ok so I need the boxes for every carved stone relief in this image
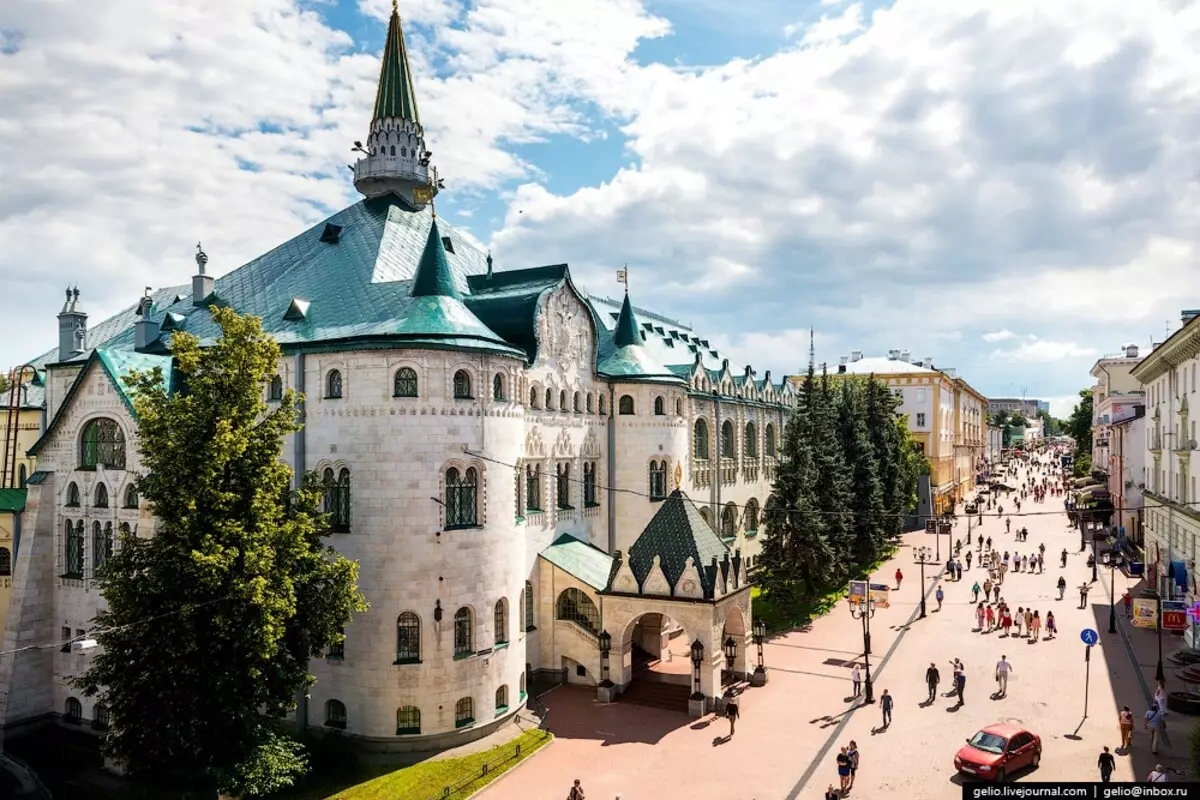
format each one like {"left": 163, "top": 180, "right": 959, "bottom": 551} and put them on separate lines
{"left": 526, "top": 426, "right": 546, "bottom": 458}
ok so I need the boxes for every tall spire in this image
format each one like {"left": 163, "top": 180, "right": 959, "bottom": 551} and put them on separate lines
{"left": 612, "top": 292, "right": 642, "bottom": 348}
{"left": 411, "top": 218, "right": 460, "bottom": 300}
{"left": 808, "top": 326, "right": 815, "bottom": 372}
{"left": 373, "top": 0, "right": 420, "bottom": 124}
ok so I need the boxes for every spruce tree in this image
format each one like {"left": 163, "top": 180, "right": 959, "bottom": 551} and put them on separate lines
{"left": 810, "top": 369, "right": 852, "bottom": 579}
{"left": 76, "top": 307, "right": 368, "bottom": 797}
{"left": 866, "top": 377, "right": 905, "bottom": 539}
{"left": 839, "top": 379, "right": 884, "bottom": 568}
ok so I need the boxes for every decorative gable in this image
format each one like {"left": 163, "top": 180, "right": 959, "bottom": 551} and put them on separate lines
{"left": 674, "top": 556, "right": 704, "bottom": 599}
{"left": 526, "top": 426, "right": 546, "bottom": 458}
{"left": 641, "top": 555, "right": 671, "bottom": 597}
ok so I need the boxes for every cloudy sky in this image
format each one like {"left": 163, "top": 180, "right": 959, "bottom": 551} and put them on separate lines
{"left": 3, "top": 0, "right": 1199, "bottom": 417}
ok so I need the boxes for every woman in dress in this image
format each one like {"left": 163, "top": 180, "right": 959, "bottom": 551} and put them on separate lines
{"left": 1119, "top": 705, "right": 1134, "bottom": 749}
{"left": 1030, "top": 610, "right": 1041, "bottom": 642}
{"left": 1045, "top": 611, "right": 1056, "bottom": 639}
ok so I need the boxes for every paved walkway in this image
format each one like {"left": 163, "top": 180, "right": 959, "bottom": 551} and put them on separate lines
{"left": 482, "top": 458, "right": 1162, "bottom": 799}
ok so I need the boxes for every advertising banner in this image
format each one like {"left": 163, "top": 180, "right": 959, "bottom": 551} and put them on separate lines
{"left": 1132, "top": 597, "right": 1159, "bottom": 629}
{"left": 869, "top": 583, "right": 891, "bottom": 608}
{"left": 1163, "top": 600, "right": 1188, "bottom": 632}
{"left": 848, "top": 580, "right": 868, "bottom": 605}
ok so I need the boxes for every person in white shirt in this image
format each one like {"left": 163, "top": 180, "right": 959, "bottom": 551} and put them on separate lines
{"left": 851, "top": 665, "right": 862, "bottom": 698}
{"left": 1148, "top": 764, "right": 1168, "bottom": 782}
{"left": 995, "top": 656, "right": 1013, "bottom": 696}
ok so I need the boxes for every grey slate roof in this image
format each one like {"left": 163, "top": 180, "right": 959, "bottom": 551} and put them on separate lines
{"left": 627, "top": 489, "right": 730, "bottom": 597}
{"left": 539, "top": 533, "right": 616, "bottom": 591}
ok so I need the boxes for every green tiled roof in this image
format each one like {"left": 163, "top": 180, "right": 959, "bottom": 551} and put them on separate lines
{"left": 24, "top": 470, "right": 50, "bottom": 486}
{"left": 411, "top": 218, "right": 460, "bottom": 299}
{"left": 466, "top": 265, "right": 568, "bottom": 364}
{"left": 0, "top": 488, "right": 26, "bottom": 513}
{"left": 373, "top": 5, "right": 420, "bottom": 124}
{"left": 611, "top": 292, "right": 640, "bottom": 348}
{"left": 628, "top": 489, "right": 729, "bottom": 597}
{"left": 591, "top": 294, "right": 683, "bottom": 384}
{"left": 540, "top": 533, "right": 615, "bottom": 591}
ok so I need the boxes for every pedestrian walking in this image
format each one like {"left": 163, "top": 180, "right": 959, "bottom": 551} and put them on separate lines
{"left": 1037, "top": 553, "right": 1044, "bottom": 573}
{"left": 983, "top": 578, "right": 993, "bottom": 598}
{"left": 1031, "top": 610, "right": 1041, "bottom": 642}
{"left": 966, "top": 550, "right": 973, "bottom": 570}
{"left": 986, "top": 536, "right": 992, "bottom": 551}
{"left": 1024, "top": 608, "right": 1033, "bottom": 639}
{"left": 926, "top": 662, "right": 940, "bottom": 703}
{"left": 1119, "top": 706, "right": 1134, "bottom": 749}
{"left": 935, "top": 585, "right": 944, "bottom": 611}
{"left": 851, "top": 665, "right": 862, "bottom": 697}
{"left": 1145, "top": 704, "right": 1166, "bottom": 754}
{"left": 1124, "top": 592, "right": 1132, "bottom": 618}
{"left": 568, "top": 779, "right": 586, "bottom": 800}
{"left": 825, "top": 785, "right": 841, "bottom": 800}
{"left": 956, "top": 559, "right": 963, "bottom": 580}
{"left": 895, "top": 568, "right": 903, "bottom": 590}
{"left": 1015, "top": 607, "right": 1024, "bottom": 637}
{"left": 847, "top": 740, "right": 859, "bottom": 790}
{"left": 1098, "top": 747, "right": 1115, "bottom": 783}
{"left": 971, "top": 581, "right": 981, "bottom": 603}
{"left": 836, "top": 747, "right": 851, "bottom": 792}
{"left": 995, "top": 655, "right": 1012, "bottom": 696}
{"left": 985, "top": 604, "right": 996, "bottom": 631}
{"left": 1155, "top": 681, "right": 1168, "bottom": 713}
{"left": 1061, "top": 548, "right": 1068, "bottom": 567}
{"left": 1001, "top": 607, "right": 1012, "bottom": 637}
{"left": 880, "top": 689, "right": 893, "bottom": 727}
{"left": 1045, "top": 611, "right": 1056, "bottom": 639}
{"left": 1148, "top": 764, "right": 1169, "bottom": 782}
{"left": 955, "top": 668, "right": 966, "bottom": 705}
{"left": 975, "top": 603, "right": 985, "bottom": 630}
{"left": 725, "top": 697, "right": 740, "bottom": 737}
{"left": 1079, "top": 583, "right": 1091, "bottom": 609}
{"left": 1057, "top": 576, "right": 1067, "bottom": 600}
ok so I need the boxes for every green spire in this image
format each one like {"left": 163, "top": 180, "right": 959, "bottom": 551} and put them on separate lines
{"left": 373, "top": 1, "right": 421, "bottom": 124}
{"left": 411, "top": 217, "right": 460, "bottom": 299}
{"left": 612, "top": 291, "right": 642, "bottom": 348}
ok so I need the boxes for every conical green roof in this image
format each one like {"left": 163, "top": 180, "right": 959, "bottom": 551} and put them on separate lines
{"left": 373, "top": 3, "right": 421, "bottom": 124}
{"left": 411, "top": 218, "right": 460, "bottom": 300}
{"left": 612, "top": 291, "right": 641, "bottom": 348}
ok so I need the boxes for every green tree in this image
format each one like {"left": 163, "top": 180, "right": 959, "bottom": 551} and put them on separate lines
{"left": 1072, "top": 453, "right": 1093, "bottom": 478}
{"left": 0, "top": 371, "right": 9, "bottom": 395}
{"left": 894, "top": 410, "right": 929, "bottom": 514}
{"left": 813, "top": 370, "right": 852, "bottom": 578}
{"left": 1066, "top": 389, "right": 1094, "bottom": 454}
{"left": 838, "top": 379, "right": 883, "bottom": 566}
{"left": 77, "top": 307, "right": 367, "bottom": 797}
{"left": 990, "top": 410, "right": 1011, "bottom": 429}
{"left": 865, "top": 378, "right": 907, "bottom": 537}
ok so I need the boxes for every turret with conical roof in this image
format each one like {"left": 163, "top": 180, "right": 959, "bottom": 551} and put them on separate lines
{"left": 597, "top": 285, "right": 682, "bottom": 382}
{"left": 353, "top": 0, "right": 439, "bottom": 208}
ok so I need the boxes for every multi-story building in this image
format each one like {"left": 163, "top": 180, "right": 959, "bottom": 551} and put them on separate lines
{"left": 987, "top": 424, "right": 1004, "bottom": 465}
{"left": 0, "top": 5, "right": 777, "bottom": 749}
{"left": 0, "top": 366, "right": 43, "bottom": 633}
{"left": 987, "top": 398, "right": 1042, "bottom": 419}
{"left": 1091, "top": 345, "right": 1145, "bottom": 474}
{"left": 815, "top": 350, "right": 986, "bottom": 514}
{"left": 1130, "top": 311, "right": 1200, "bottom": 604}
{"left": 1108, "top": 404, "right": 1146, "bottom": 549}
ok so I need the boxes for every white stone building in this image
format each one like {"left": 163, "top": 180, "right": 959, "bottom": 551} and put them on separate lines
{"left": 0, "top": 6, "right": 779, "bottom": 751}
{"left": 1090, "top": 345, "right": 1145, "bottom": 473}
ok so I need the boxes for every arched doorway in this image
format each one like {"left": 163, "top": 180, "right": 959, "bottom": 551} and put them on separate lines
{"left": 618, "top": 611, "right": 691, "bottom": 712}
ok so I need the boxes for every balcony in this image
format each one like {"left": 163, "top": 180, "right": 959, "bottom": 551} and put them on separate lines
{"left": 720, "top": 457, "right": 737, "bottom": 486}
{"left": 693, "top": 460, "right": 711, "bottom": 488}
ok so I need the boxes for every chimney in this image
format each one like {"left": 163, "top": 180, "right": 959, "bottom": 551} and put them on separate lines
{"left": 1125, "top": 344, "right": 1139, "bottom": 358}
{"left": 134, "top": 291, "right": 160, "bottom": 352}
{"left": 838, "top": 364, "right": 846, "bottom": 374}
{"left": 193, "top": 242, "right": 214, "bottom": 306}
{"left": 56, "top": 286, "right": 87, "bottom": 361}
{"left": 850, "top": 350, "right": 863, "bottom": 362}
{"left": 1183, "top": 310, "right": 1200, "bottom": 327}
{"left": 900, "top": 350, "right": 911, "bottom": 362}
{"left": 887, "top": 349, "right": 898, "bottom": 359}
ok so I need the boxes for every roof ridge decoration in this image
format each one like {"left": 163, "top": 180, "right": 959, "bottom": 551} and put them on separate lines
{"left": 411, "top": 217, "right": 460, "bottom": 300}
{"left": 374, "top": 0, "right": 421, "bottom": 125}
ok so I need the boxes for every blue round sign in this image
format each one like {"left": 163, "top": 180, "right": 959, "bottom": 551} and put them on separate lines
{"left": 1080, "top": 628, "right": 1099, "bottom": 646}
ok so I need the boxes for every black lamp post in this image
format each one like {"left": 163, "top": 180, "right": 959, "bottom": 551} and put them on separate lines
{"left": 752, "top": 619, "right": 766, "bottom": 670}
{"left": 724, "top": 636, "right": 738, "bottom": 681}
{"left": 848, "top": 592, "right": 876, "bottom": 704}
{"left": 1156, "top": 591, "right": 1166, "bottom": 684}
{"left": 598, "top": 629, "right": 613, "bottom": 687}
{"left": 1091, "top": 534, "right": 1099, "bottom": 584}
{"left": 1107, "top": 552, "right": 1117, "bottom": 634}
{"left": 689, "top": 639, "right": 704, "bottom": 700}
{"left": 914, "top": 546, "right": 935, "bottom": 619}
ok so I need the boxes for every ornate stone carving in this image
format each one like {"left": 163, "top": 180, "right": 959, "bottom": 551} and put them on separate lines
{"left": 554, "top": 427, "right": 575, "bottom": 458}
{"left": 542, "top": 288, "right": 588, "bottom": 370}
{"left": 673, "top": 462, "right": 683, "bottom": 490}
{"left": 582, "top": 429, "right": 601, "bottom": 459}
{"left": 642, "top": 555, "right": 672, "bottom": 597}
{"left": 526, "top": 426, "right": 546, "bottom": 458}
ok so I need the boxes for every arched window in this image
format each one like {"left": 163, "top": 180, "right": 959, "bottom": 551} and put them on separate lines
{"left": 454, "top": 607, "right": 473, "bottom": 656}
{"left": 394, "top": 367, "right": 418, "bottom": 397}
{"left": 721, "top": 503, "right": 737, "bottom": 538}
{"left": 390, "top": 144, "right": 396, "bottom": 156}
{"left": 93, "top": 522, "right": 112, "bottom": 573}
{"left": 618, "top": 395, "right": 635, "bottom": 415}
{"left": 559, "top": 390, "right": 567, "bottom": 412}
{"left": 746, "top": 498, "right": 760, "bottom": 533}
{"left": 530, "top": 387, "right": 540, "bottom": 408}
{"left": 396, "top": 706, "right": 421, "bottom": 735}
{"left": 17, "top": 464, "right": 26, "bottom": 487}
{"left": 80, "top": 418, "right": 125, "bottom": 469}
{"left": 744, "top": 422, "right": 758, "bottom": 457}
{"left": 66, "top": 482, "right": 80, "bottom": 507}
{"left": 524, "top": 581, "right": 535, "bottom": 631}
{"left": 494, "top": 599, "right": 508, "bottom": 645}
{"left": 325, "top": 699, "right": 347, "bottom": 728}
{"left": 649, "top": 460, "right": 667, "bottom": 500}
{"left": 325, "top": 369, "right": 343, "bottom": 399}
{"left": 322, "top": 468, "right": 351, "bottom": 531}
{"left": 268, "top": 375, "right": 284, "bottom": 401}
{"left": 545, "top": 388, "right": 554, "bottom": 410}
{"left": 765, "top": 423, "right": 776, "bottom": 457}
{"left": 694, "top": 419, "right": 710, "bottom": 459}
{"left": 555, "top": 463, "right": 571, "bottom": 509}
{"left": 556, "top": 588, "right": 600, "bottom": 634}
{"left": 573, "top": 391, "right": 581, "bottom": 413}
{"left": 654, "top": 396, "right": 665, "bottom": 415}
{"left": 65, "top": 521, "right": 84, "bottom": 578}
{"left": 453, "top": 370, "right": 473, "bottom": 399}
{"left": 699, "top": 506, "right": 715, "bottom": 530}
{"left": 445, "top": 466, "right": 479, "bottom": 528}
{"left": 525, "top": 464, "right": 541, "bottom": 512}
{"left": 493, "top": 373, "right": 505, "bottom": 400}
{"left": 123, "top": 484, "right": 138, "bottom": 508}
{"left": 0, "top": 547, "right": 10, "bottom": 576}
{"left": 396, "top": 612, "right": 420, "bottom": 663}
{"left": 598, "top": 394, "right": 607, "bottom": 416}
{"left": 495, "top": 685, "right": 509, "bottom": 712}
{"left": 676, "top": 398, "right": 683, "bottom": 416}
{"left": 586, "top": 394, "right": 594, "bottom": 413}
{"left": 64, "top": 697, "right": 83, "bottom": 724}
{"left": 92, "top": 703, "right": 111, "bottom": 731}
{"left": 721, "top": 420, "right": 735, "bottom": 458}
{"left": 94, "top": 483, "right": 109, "bottom": 508}
{"left": 455, "top": 697, "right": 474, "bottom": 728}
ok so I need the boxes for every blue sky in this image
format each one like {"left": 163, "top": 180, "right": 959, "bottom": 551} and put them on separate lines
{"left": 3, "top": 0, "right": 1200, "bottom": 417}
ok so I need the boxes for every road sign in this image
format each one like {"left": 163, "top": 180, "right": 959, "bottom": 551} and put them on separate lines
{"left": 1163, "top": 601, "right": 1188, "bottom": 632}
{"left": 1080, "top": 628, "right": 1099, "bottom": 646}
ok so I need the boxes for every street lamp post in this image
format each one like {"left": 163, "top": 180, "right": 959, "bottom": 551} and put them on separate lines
{"left": 750, "top": 618, "right": 768, "bottom": 686}
{"left": 1091, "top": 534, "right": 1099, "bottom": 584}
{"left": 1156, "top": 592, "right": 1166, "bottom": 684}
{"left": 1108, "top": 551, "right": 1118, "bottom": 634}
{"left": 848, "top": 592, "right": 876, "bottom": 704}
{"left": 914, "top": 546, "right": 936, "bottom": 619}
{"left": 598, "top": 630, "right": 613, "bottom": 687}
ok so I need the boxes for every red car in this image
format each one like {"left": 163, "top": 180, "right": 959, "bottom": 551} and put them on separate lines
{"left": 954, "top": 723, "right": 1041, "bottom": 782}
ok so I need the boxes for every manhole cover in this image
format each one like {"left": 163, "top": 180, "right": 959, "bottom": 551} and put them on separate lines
{"left": 1003, "top": 717, "right": 1024, "bottom": 725}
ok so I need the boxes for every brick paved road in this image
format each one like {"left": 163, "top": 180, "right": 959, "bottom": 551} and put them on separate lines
{"left": 483, "top": 460, "right": 1152, "bottom": 799}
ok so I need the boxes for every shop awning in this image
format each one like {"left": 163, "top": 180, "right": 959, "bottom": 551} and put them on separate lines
{"left": 1169, "top": 560, "right": 1188, "bottom": 592}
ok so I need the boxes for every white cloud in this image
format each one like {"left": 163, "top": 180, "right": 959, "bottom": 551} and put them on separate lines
{"left": 983, "top": 330, "right": 1018, "bottom": 342}
{"left": 990, "top": 338, "right": 1099, "bottom": 363}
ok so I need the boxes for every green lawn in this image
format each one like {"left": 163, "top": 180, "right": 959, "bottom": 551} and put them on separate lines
{"left": 281, "top": 729, "right": 552, "bottom": 800}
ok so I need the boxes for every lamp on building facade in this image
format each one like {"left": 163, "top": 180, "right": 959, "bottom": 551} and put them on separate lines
{"left": 750, "top": 618, "right": 768, "bottom": 686}
{"left": 433, "top": 599, "right": 442, "bottom": 622}
{"left": 689, "top": 639, "right": 704, "bottom": 698}
{"left": 598, "top": 629, "right": 613, "bottom": 687}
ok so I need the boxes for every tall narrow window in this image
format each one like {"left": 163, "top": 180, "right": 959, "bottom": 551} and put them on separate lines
{"left": 93, "top": 522, "right": 112, "bottom": 573}
{"left": 65, "top": 521, "right": 84, "bottom": 578}
{"left": 545, "top": 388, "right": 554, "bottom": 410}
{"left": 80, "top": 418, "right": 125, "bottom": 469}
{"left": 455, "top": 697, "right": 474, "bottom": 727}
{"left": 599, "top": 394, "right": 607, "bottom": 416}
{"left": 396, "top": 706, "right": 421, "bottom": 735}
{"left": 676, "top": 398, "right": 683, "bottom": 416}
{"left": 94, "top": 483, "right": 108, "bottom": 508}
{"left": 269, "top": 375, "right": 284, "bottom": 401}
{"left": 454, "top": 607, "right": 473, "bottom": 656}
{"left": 764, "top": 423, "right": 776, "bottom": 457}
{"left": 325, "top": 700, "right": 347, "bottom": 728}
{"left": 323, "top": 468, "right": 351, "bottom": 532}
{"left": 584, "top": 462, "right": 598, "bottom": 506}
{"left": 394, "top": 367, "right": 418, "bottom": 397}
{"left": 586, "top": 394, "right": 594, "bottom": 414}
{"left": 524, "top": 581, "right": 535, "bottom": 631}
{"left": 0, "top": 547, "right": 10, "bottom": 576}
{"left": 744, "top": 422, "right": 758, "bottom": 457}
{"left": 721, "top": 420, "right": 735, "bottom": 457}
{"left": 445, "top": 466, "right": 479, "bottom": 528}
{"left": 494, "top": 599, "right": 508, "bottom": 645}
{"left": 396, "top": 612, "right": 420, "bottom": 663}
{"left": 495, "top": 685, "right": 509, "bottom": 713}
{"left": 649, "top": 460, "right": 667, "bottom": 500}
{"left": 654, "top": 396, "right": 665, "bottom": 415}
{"left": 327, "top": 628, "right": 345, "bottom": 659}
{"left": 618, "top": 395, "right": 635, "bottom": 415}
{"left": 530, "top": 387, "right": 540, "bottom": 408}
{"left": 123, "top": 484, "right": 138, "bottom": 508}
{"left": 526, "top": 464, "right": 541, "bottom": 511}
{"left": 92, "top": 704, "right": 111, "bottom": 731}
{"left": 560, "top": 390, "right": 568, "bottom": 412}
{"left": 746, "top": 498, "right": 760, "bottom": 533}
{"left": 556, "top": 463, "right": 571, "bottom": 509}
{"left": 694, "top": 419, "right": 710, "bottom": 459}
{"left": 64, "top": 697, "right": 83, "bottom": 724}
{"left": 325, "top": 370, "right": 343, "bottom": 399}
{"left": 66, "top": 482, "right": 80, "bottom": 507}
{"left": 453, "top": 370, "right": 473, "bottom": 399}
{"left": 493, "top": 373, "right": 505, "bottom": 401}
{"left": 574, "top": 392, "right": 581, "bottom": 412}
{"left": 721, "top": 503, "right": 737, "bottom": 538}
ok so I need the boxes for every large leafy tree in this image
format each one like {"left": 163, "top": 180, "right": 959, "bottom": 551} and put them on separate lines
{"left": 839, "top": 379, "right": 883, "bottom": 566}
{"left": 1066, "top": 388, "right": 1094, "bottom": 454}
{"left": 77, "top": 307, "right": 367, "bottom": 797}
